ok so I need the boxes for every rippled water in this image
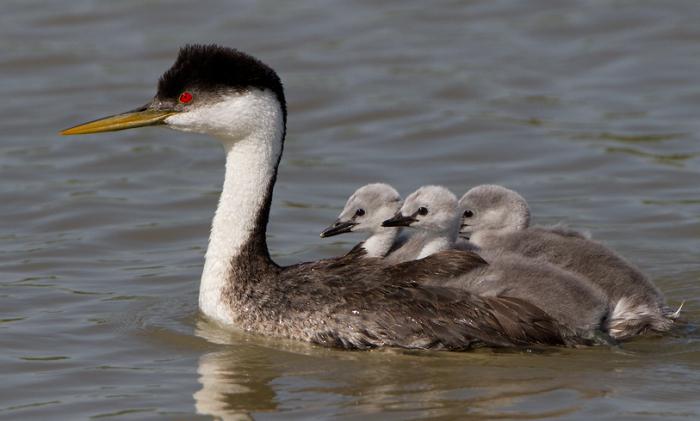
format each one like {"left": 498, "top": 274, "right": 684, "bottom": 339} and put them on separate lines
{"left": 2, "top": 0, "right": 700, "bottom": 419}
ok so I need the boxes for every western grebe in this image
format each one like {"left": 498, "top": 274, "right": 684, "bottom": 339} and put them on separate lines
{"left": 62, "top": 44, "right": 596, "bottom": 349}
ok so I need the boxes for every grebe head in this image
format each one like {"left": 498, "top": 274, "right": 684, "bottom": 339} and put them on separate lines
{"left": 459, "top": 185, "right": 530, "bottom": 237}
{"left": 383, "top": 185, "right": 459, "bottom": 236}
{"left": 320, "top": 183, "right": 402, "bottom": 238}
{"left": 61, "top": 44, "right": 286, "bottom": 143}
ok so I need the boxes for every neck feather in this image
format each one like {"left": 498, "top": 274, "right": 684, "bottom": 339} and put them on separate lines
{"left": 470, "top": 225, "right": 515, "bottom": 248}
{"left": 198, "top": 95, "right": 284, "bottom": 324}
{"left": 416, "top": 225, "right": 458, "bottom": 259}
{"left": 417, "top": 235, "right": 452, "bottom": 259}
{"left": 362, "top": 229, "right": 399, "bottom": 258}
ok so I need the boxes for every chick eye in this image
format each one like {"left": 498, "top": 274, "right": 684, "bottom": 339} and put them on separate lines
{"left": 463, "top": 210, "right": 474, "bottom": 218}
{"left": 417, "top": 207, "right": 428, "bottom": 216}
{"left": 354, "top": 208, "right": 365, "bottom": 217}
{"left": 179, "top": 91, "right": 193, "bottom": 104}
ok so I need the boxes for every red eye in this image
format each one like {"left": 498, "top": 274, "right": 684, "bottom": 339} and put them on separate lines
{"left": 178, "top": 92, "right": 193, "bottom": 104}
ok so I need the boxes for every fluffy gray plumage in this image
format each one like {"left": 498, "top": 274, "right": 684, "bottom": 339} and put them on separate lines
{"left": 380, "top": 186, "right": 611, "bottom": 338}
{"left": 459, "top": 184, "right": 676, "bottom": 339}
{"left": 425, "top": 250, "right": 613, "bottom": 340}
{"left": 320, "top": 183, "right": 407, "bottom": 258}
{"left": 383, "top": 185, "right": 462, "bottom": 263}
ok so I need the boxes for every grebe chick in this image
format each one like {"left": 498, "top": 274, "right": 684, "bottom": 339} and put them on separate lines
{"left": 320, "top": 183, "right": 407, "bottom": 258}
{"left": 433, "top": 250, "right": 613, "bottom": 341}
{"left": 379, "top": 186, "right": 612, "bottom": 338}
{"left": 459, "top": 184, "right": 677, "bottom": 339}
{"left": 61, "top": 45, "right": 593, "bottom": 350}
{"left": 382, "top": 185, "right": 464, "bottom": 262}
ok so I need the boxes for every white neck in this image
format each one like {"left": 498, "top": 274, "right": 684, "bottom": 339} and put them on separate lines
{"left": 468, "top": 230, "right": 487, "bottom": 248}
{"left": 417, "top": 234, "right": 453, "bottom": 259}
{"left": 362, "top": 229, "right": 398, "bottom": 258}
{"left": 193, "top": 91, "right": 284, "bottom": 324}
{"left": 415, "top": 217, "right": 460, "bottom": 259}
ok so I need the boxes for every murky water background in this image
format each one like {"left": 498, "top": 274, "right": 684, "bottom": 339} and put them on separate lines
{"left": 2, "top": 0, "right": 699, "bottom": 419}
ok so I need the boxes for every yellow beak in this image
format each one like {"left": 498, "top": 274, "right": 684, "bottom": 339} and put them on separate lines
{"left": 60, "top": 109, "right": 177, "bottom": 135}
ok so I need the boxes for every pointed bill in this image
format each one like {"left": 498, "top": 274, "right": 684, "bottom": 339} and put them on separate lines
{"left": 61, "top": 109, "right": 177, "bottom": 135}
{"left": 381, "top": 214, "right": 417, "bottom": 227}
{"left": 320, "top": 220, "right": 357, "bottom": 238}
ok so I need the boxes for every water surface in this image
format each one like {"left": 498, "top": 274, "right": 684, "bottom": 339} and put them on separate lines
{"left": 1, "top": 0, "right": 699, "bottom": 419}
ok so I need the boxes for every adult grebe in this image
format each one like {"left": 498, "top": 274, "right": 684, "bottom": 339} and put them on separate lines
{"left": 459, "top": 184, "right": 679, "bottom": 339}
{"left": 62, "top": 44, "right": 584, "bottom": 350}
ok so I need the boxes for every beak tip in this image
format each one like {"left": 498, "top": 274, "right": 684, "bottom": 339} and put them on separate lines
{"left": 319, "top": 221, "right": 355, "bottom": 238}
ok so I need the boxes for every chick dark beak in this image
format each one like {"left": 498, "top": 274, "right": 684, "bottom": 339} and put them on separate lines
{"left": 320, "top": 220, "right": 357, "bottom": 238}
{"left": 381, "top": 213, "right": 417, "bottom": 227}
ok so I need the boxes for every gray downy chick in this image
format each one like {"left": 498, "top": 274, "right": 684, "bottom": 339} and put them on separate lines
{"left": 429, "top": 249, "right": 614, "bottom": 342}
{"left": 379, "top": 186, "right": 611, "bottom": 339}
{"left": 320, "top": 183, "right": 406, "bottom": 258}
{"left": 382, "top": 185, "right": 465, "bottom": 262}
{"left": 382, "top": 186, "right": 613, "bottom": 339}
{"left": 459, "top": 184, "right": 678, "bottom": 340}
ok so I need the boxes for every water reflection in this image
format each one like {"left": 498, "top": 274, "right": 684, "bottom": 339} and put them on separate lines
{"left": 192, "top": 319, "right": 628, "bottom": 418}
{"left": 194, "top": 320, "right": 279, "bottom": 420}
{"left": 194, "top": 351, "right": 278, "bottom": 420}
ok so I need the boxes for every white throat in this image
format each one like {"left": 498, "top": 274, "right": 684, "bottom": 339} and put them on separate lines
{"left": 468, "top": 230, "right": 488, "bottom": 247}
{"left": 417, "top": 234, "right": 453, "bottom": 259}
{"left": 362, "top": 229, "right": 398, "bottom": 258}
{"left": 415, "top": 221, "right": 459, "bottom": 260}
{"left": 173, "top": 90, "right": 284, "bottom": 324}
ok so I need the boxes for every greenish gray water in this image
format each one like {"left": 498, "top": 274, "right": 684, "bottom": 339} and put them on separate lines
{"left": 1, "top": 0, "right": 699, "bottom": 419}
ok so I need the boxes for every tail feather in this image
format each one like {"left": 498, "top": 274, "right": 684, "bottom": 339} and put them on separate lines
{"left": 608, "top": 297, "right": 676, "bottom": 340}
{"left": 668, "top": 301, "right": 684, "bottom": 319}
